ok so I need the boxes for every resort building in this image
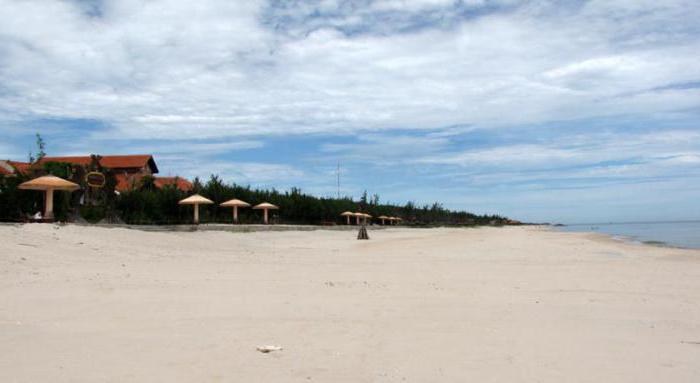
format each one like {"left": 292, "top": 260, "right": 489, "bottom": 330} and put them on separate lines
{"left": 2, "top": 155, "right": 192, "bottom": 192}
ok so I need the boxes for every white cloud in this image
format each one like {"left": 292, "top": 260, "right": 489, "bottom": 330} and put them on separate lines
{"left": 173, "top": 160, "right": 304, "bottom": 187}
{"left": 410, "top": 129, "right": 700, "bottom": 191}
{"left": 1, "top": 0, "right": 699, "bottom": 222}
{"left": 320, "top": 133, "right": 450, "bottom": 163}
{"left": 544, "top": 56, "right": 641, "bottom": 79}
{"left": 417, "top": 129, "right": 700, "bottom": 166}
{"left": 0, "top": 0, "right": 698, "bottom": 140}
{"left": 371, "top": 0, "right": 458, "bottom": 12}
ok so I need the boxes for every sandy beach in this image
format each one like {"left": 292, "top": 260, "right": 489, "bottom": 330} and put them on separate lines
{"left": 1, "top": 224, "right": 699, "bottom": 382}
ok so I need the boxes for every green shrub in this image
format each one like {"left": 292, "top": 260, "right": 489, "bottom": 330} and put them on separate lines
{"left": 80, "top": 205, "right": 107, "bottom": 223}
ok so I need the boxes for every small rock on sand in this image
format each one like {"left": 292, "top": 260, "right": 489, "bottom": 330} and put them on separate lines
{"left": 257, "top": 345, "right": 283, "bottom": 353}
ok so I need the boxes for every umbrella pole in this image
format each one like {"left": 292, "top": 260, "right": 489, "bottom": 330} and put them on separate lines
{"left": 233, "top": 206, "right": 238, "bottom": 223}
{"left": 44, "top": 188, "right": 54, "bottom": 220}
{"left": 264, "top": 209, "right": 268, "bottom": 224}
{"left": 194, "top": 203, "right": 199, "bottom": 224}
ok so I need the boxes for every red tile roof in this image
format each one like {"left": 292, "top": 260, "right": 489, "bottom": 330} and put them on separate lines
{"left": 154, "top": 177, "right": 194, "bottom": 192}
{"left": 36, "top": 155, "right": 158, "bottom": 173}
{"left": 10, "top": 161, "right": 31, "bottom": 173}
{"left": 0, "top": 161, "right": 13, "bottom": 176}
{"left": 114, "top": 173, "right": 141, "bottom": 192}
{"left": 0, "top": 160, "right": 31, "bottom": 175}
{"left": 113, "top": 174, "right": 193, "bottom": 192}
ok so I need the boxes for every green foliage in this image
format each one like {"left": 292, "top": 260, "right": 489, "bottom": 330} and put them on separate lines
{"left": 35, "top": 133, "right": 46, "bottom": 161}
{"left": 1, "top": 171, "right": 512, "bottom": 226}
{"left": 28, "top": 133, "right": 46, "bottom": 163}
{"left": 0, "top": 171, "right": 75, "bottom": 222}
{"left": 80, "top": 205, "right": 106, "bottom": 223}
{"left": 0, "top": 160, "right": 123, "bottom": 222}
{"left": 113, "top": 174, "right": 510, "bottom": 226}
{"left": 139, "top": 175, "right": 156, "bottom": 191}
{"left": 116, "top": 185, "right": 188, "bottom": 224}
{"left": 42, "top": 161, "right": 72, "bottom": 178}
{"left": 52, "top": 189, "right": 72, "bottom": 222}
{"left": 0, "top": 174, "right": 42, "bottom": 221}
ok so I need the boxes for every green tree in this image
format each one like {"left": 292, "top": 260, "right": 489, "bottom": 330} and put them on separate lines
{"left": 35, "top": 133, "right": 46, "bottom": 161}
{"left": 28, "top": 133, "right": 47, "bottom": 163}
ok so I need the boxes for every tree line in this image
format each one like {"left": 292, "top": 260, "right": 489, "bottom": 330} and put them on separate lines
{"left": 1, "top": 162, "right": 513, "bottom": 226}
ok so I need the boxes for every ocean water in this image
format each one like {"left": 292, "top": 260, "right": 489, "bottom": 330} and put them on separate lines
{"left": 558, "top": 221, "right": 700, "bottom": 249}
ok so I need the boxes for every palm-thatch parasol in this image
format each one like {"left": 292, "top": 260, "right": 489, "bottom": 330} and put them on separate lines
{"left": 178, "top": 194, "right": 213, "bottom": 224}
{"left": 340, "top": 211, "right": 354, "bottom": 225}
{"left": 220, "top": 198, "right": 250, "bottom": 224}
{"left": 253, "top": 202, "right": 279, "bottom": 224}
{"left": 353, "top": 212, "right": 365, "bottom": 225}
{"left": 18, "top": 175, "right": 80, "bottom": 220}
{"left": 377, "top": 215, "right": 389, "bottom": 225}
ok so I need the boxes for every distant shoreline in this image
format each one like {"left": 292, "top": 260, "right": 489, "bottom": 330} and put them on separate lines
{"left": 560, "top": 219, "right": 700, "bottom": 226}
{"left": 551, "top": 221, "right": 700, "bottom": 250}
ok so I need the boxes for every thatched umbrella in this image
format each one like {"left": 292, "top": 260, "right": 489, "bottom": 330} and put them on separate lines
{"left": 353, "top": 212, "right": 364, "bottom": 225}
{"left": 377, "top": 215, "right": 389, "bottom": 225}
{"left": 363, "top": 213, "right": 372, "bottom": 225}
{"left": 178, "top": 194, "right": 213, "bottom": 224}
{"left": 220, "top": 198, "right": 250, "bottom": 224}
{"left": 253, "top": 202, "right": 279, "bottom": 224}
{"left": 340, "top": 211, "right": 354, "bottom": 225}
{"left": 18, "top": 175, "right": 80, "bottom": 220}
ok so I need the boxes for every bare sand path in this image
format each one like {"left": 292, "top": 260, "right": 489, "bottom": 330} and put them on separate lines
{"left": 1, "top": 224, "right": 699, "bottom": 382}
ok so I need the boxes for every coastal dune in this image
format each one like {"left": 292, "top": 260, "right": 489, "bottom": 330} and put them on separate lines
{"left": 1, "top": 224, "right": 699, "bottom": 382}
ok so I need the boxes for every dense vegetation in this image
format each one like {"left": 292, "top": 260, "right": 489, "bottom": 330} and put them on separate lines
{"left": 1, "top": 163, "right": 512, "bottom": 226}
{"left": 0, "top": 158, "right": 119, "bottom": 223}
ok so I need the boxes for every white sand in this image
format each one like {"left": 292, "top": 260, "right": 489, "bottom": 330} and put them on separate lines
{"left": 1, "top": 224, "right": 699, "bottom": 382}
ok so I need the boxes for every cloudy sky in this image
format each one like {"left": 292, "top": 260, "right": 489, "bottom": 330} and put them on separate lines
{"left": 1, "top": 0, "right": 699, "bottom": 223}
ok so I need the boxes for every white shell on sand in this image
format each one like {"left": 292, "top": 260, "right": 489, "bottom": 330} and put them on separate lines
{"left": 256, "top": 345, "right": 283, "bottom": 353}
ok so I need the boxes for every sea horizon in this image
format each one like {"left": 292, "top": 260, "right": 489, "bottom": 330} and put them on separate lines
{"left": 563, "top": 219, "right": 700, "bottom": 226}
{"left": 557, "top": 220, "right": 700, "bottom": 250}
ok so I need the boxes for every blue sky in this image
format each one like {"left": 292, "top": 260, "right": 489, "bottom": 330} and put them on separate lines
{"left": 1, "top": 0, "right": 699, "bottom": 223}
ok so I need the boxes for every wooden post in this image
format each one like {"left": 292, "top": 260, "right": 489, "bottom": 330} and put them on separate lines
{"left": 233, "top": 206, "right": 239, "bottom": 223}
{"left": 193, "top": 203, "right": 199, "bottom": 224}
{"left": 357, "top": 224, "right": 369, "bottom": 240}
{"left": 264, "top": 208, "right": 269, "bottom": 224}
{"left": 346, "top": 216, "right": 350, "bottom": 225}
